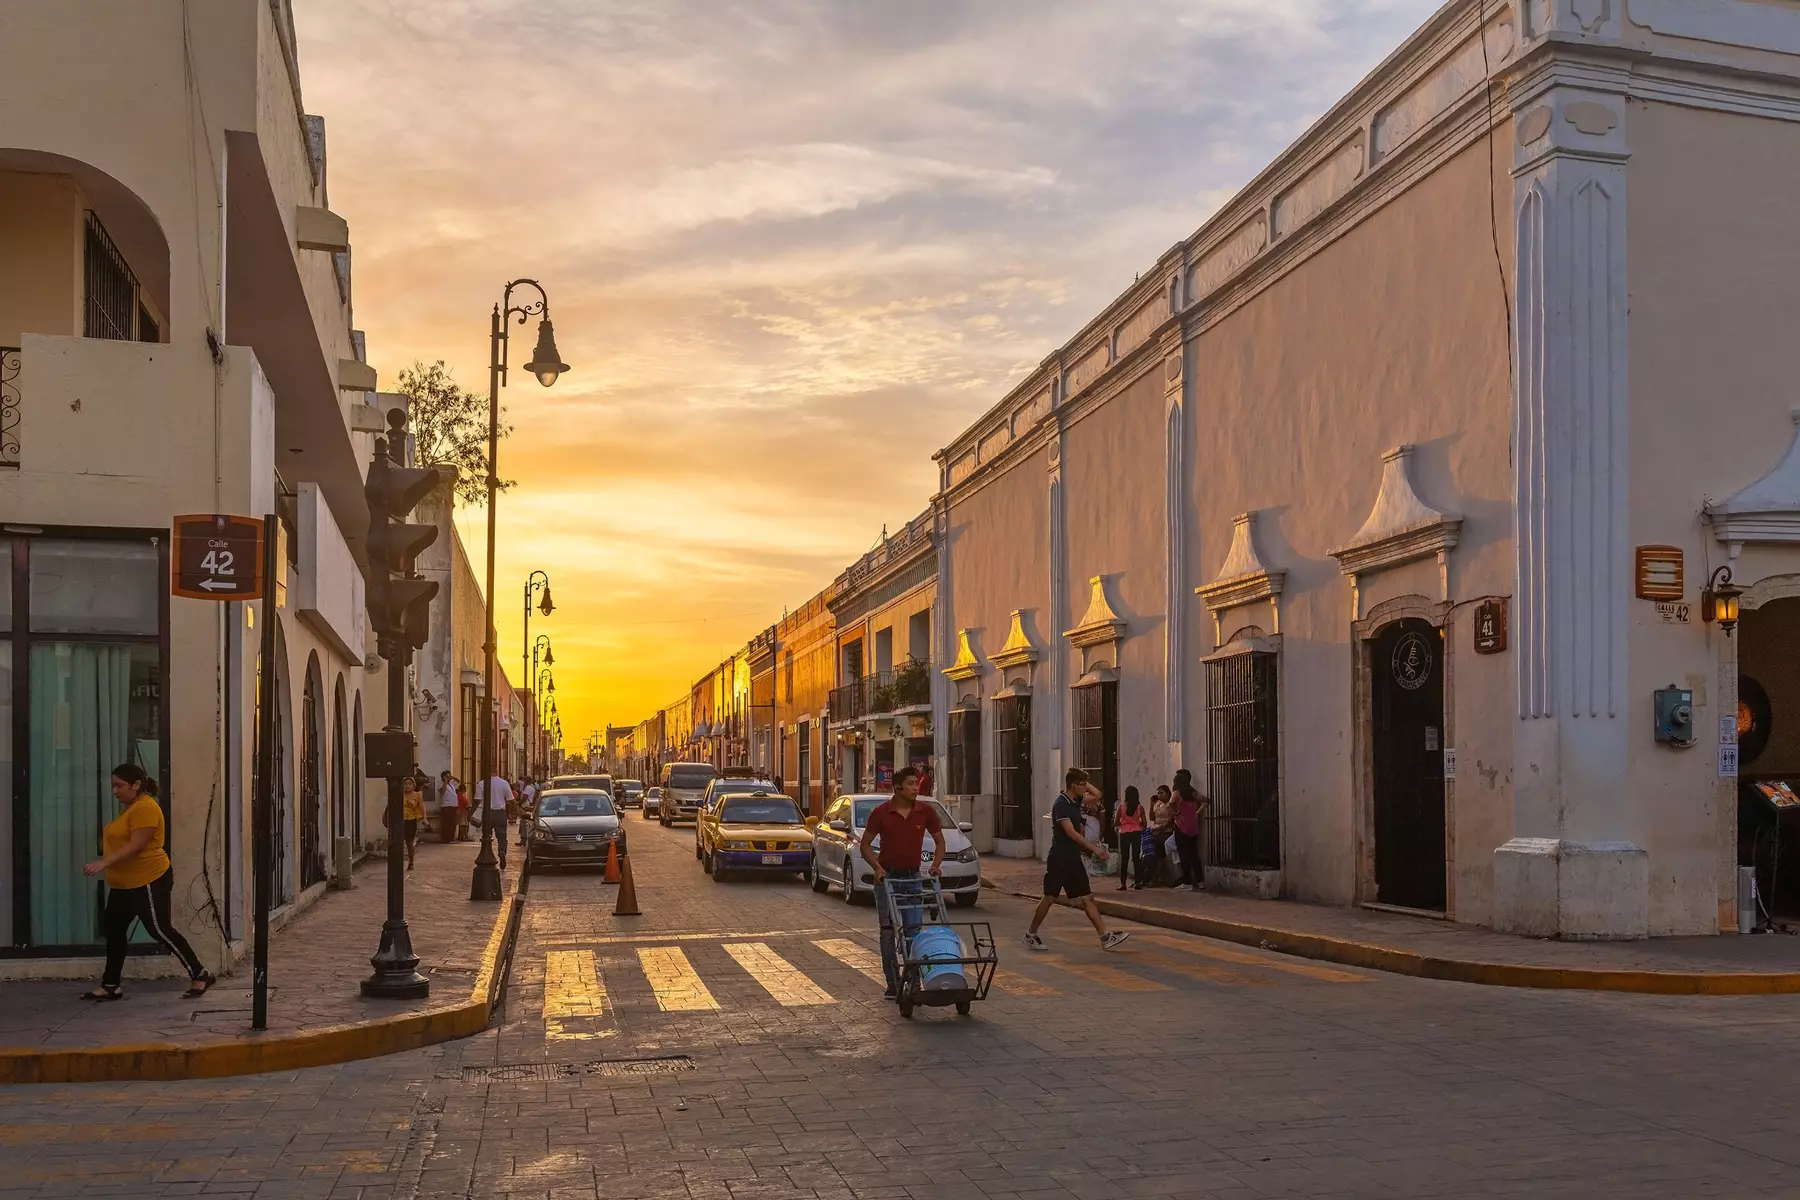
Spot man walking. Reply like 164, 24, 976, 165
858, 766, 941, 1001
477, 772, 514, 869
1023, 768, 1131, 952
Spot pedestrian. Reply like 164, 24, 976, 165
455, 777, 472, 841
478, 771, 514, 869
1115, 785, 1147, 891
1145, 784, 1173, 886
517, 777, 536, 847
397, 774, 425, 870
80, 764, 214, 1001
1023, 768, 1131, 952
1172, 768, 1209, 892
438, 770, 459, 843
858, 765, 941, 1001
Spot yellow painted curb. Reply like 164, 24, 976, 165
1006, 889, 1800, 996
0, 894, 525, 1085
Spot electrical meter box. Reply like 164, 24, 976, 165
1654, 686, 1694, 745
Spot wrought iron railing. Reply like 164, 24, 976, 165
1202, 649, 1282, 871
829, 661, 931, 722
0, 347, 17, 466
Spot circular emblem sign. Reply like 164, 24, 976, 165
1391, 631, 1434, 691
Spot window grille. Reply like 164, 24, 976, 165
1202, 650, 1281, 870
993, 695, 1033, 839
947, 708, 981, 794
84, 213, 139, 341
1072, 681, 1118, 835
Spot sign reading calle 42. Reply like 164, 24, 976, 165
171, 514, 265, 601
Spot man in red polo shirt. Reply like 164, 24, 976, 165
859, 766, 941, 1000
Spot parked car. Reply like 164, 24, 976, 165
809, 794, 980, 906
528, 788, 626, 871
616, 779, 645, 808
642, 786, 663, 819
696, 790, 813, 882
693, 777, 779, 862
658, 762, 719, 826
549, 774, 614, 795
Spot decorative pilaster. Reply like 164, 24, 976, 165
1495, 64, 1646, 939
1046, 422, 1066, 752
1163, 346, 1186, 767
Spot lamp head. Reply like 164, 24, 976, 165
524, 318, 569, 388
544, 644, 555, 665
539, 583, 555, 616
1703, 566, 1745, 636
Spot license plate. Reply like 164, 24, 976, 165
761, 854, 782, 865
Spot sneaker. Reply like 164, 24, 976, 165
1021, 932, 1047, 952
882, 984, 897, 1000
1100, 930, 1132, 951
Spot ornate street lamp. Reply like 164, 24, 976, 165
474, 282, 569, 902
1703, 566, 1745, 636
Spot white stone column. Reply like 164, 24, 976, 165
1042, 414, 1066, 859
1493, 65, 1647, 939
1163, 344, 1186, 775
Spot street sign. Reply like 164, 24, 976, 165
171, 514, 265, 601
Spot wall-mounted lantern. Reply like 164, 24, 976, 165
1702, 566, 1744, 636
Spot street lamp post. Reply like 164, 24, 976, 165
536, 668, 555, 777
532, 634, 554, 776
522, 572, 553, 778
473, 280, 569, 903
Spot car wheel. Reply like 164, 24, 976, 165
694, 837, 702, 862
842, 858, 857, 904
953, 892, 978, 909
711, 854, 728, 883
809, 857, 828, 893
955, 998, 971, 1016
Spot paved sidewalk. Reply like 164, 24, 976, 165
982, 854, 1800, 992
0, 830, 521, 1081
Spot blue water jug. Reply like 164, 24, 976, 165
912, 925, 967, 991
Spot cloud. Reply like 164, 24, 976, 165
297, 0, 1443, 739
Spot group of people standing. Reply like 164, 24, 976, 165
398, 771, 540, 870
1111, 768, 1210, 893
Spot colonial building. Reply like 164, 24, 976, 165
772, 590, 836, 815
0, 1, 382, 970
933, 0, 1800, 938
829, 513, 938, 798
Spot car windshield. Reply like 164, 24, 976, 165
667, 768, 715, 789
537, 792, 615, 818
712, 780, 773, 799
620, 782, 643, 794
851, 797, 955, 829
721, 797, 803, 824
554, 776, 611, 792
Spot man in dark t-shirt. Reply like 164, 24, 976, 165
1023, 768, 1130, 952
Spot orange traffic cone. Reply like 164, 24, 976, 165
604, 840, 621, 883
613, 854, 640, 916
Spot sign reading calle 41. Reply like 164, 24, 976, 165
171, 514, 265, 601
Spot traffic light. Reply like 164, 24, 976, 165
364, 410, 456, 651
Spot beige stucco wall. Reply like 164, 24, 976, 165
0, 172, 79, 343
1623, 99, 1800, 933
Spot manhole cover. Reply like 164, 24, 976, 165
460, 1055, 693, 1082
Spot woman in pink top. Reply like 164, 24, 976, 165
1171, 768, 1209, 892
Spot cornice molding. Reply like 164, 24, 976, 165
943, 628, 984, 682
1329, 445, 1463, 587
1065, 575, 1127, 651
1197, 512, 1285, 648
1707, 409, 1800, 555
990, 610, 1042, 670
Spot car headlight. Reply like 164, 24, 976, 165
726, 839, 751, 850
532, 828, 553, 841
954, 847, 978, 863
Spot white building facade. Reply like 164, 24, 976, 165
935, 0, 1800, 938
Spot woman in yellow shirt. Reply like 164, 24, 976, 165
81, 764, 213, 1001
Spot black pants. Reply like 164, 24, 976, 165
1174, 831, 1204, 888
1116, 833, 1142, 886
103, 869, 206, 987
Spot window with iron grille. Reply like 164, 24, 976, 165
1203, 651, 1281, 870
993, 695, 1032, 839
460, 683, 479, 784
1072, 681, 1118, 834
84, 213, 139, 341
137, 303, 159, 344
946, 707, 981, 794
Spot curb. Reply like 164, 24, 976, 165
0, 892, 527, 1085
994, 885, 1800, 996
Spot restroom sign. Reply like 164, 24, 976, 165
172, 514, 265, 601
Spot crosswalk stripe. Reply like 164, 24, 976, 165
1037, 952, 1170, 992
543, 950, 615, 1040
636, 946, 720, 1011
726, 942, 834, 1007
812, 938, 885, 985
1131, 948, 1272, 988
1141, 933, 1369, 983
993, 970, 1060, 997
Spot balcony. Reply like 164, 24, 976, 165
829, 660, 931, 723
1, 347, 17, 466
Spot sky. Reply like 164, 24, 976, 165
294, 0, 1443, 749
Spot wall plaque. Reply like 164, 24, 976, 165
1473, 598, 1507, 654
1635, 545, 1684, 601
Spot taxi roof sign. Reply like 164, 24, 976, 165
172, 514, 265, 601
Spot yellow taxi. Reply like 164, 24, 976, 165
695, 784, 813, 883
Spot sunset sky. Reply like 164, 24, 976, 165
294, 0, 1441, 749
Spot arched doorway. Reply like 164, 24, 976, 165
332, 674, 348, 848
353, 692, 365, 848
300, 655, 325, 889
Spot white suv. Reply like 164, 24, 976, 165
809, 794, 980, 907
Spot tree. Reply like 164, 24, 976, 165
395, 360, 512, 506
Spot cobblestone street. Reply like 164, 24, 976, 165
6, 822, 1800, 1198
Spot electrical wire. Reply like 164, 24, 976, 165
1477, 0, 1516, 437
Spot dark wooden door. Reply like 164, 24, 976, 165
1370, 619, 1446, 911
994, 695, 1033, 840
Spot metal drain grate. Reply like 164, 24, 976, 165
460, 1055, 694, 1082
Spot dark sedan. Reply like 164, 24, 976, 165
529, 789, 626, 869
